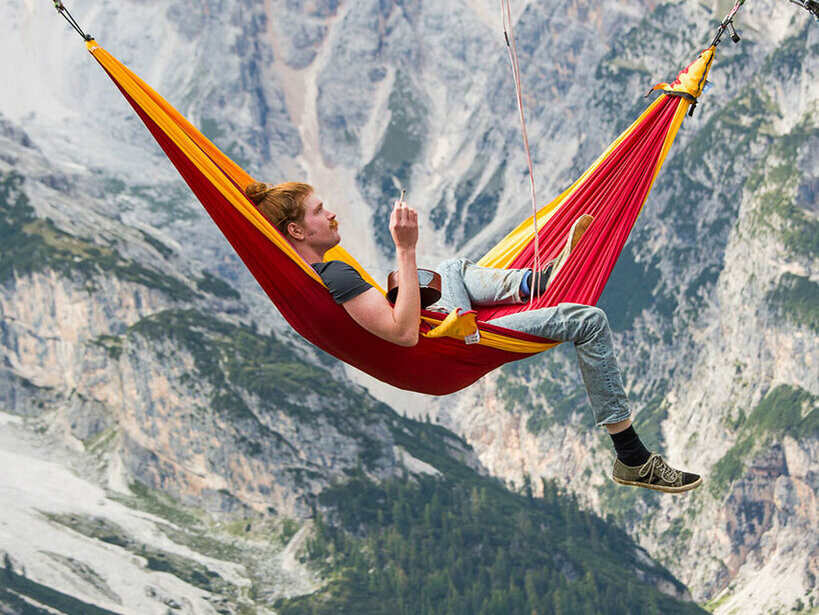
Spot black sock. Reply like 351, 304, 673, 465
520, 263, 555, 299
532, 262, 553, 295
609, 426, 651, 466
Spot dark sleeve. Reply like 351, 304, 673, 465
312, 261, 373, 304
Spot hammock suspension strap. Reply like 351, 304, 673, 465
53, 1, 94, 41
789, 0, 819, 20
710, 0, 746, 47
662, 91, 700, 117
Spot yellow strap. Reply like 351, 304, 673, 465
424, 309, 478, 339
421, 310, 558, 353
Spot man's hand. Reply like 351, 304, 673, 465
339, 197, 421, 346
390, 199, 418, 251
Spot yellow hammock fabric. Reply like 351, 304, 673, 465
85, 38, 715, 394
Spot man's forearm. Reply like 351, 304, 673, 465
393, 247, 421, 344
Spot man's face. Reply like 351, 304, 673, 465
295, 191, 340, 251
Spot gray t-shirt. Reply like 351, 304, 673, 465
312, 261, 373, 304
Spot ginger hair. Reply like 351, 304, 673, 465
245, 181, 314, 238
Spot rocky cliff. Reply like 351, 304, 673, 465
0, 0, 815, 613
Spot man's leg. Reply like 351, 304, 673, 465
488, 303, 630, 425
487, 303, 701, 493
435, 214, 595, 312
435, 258, 529, 312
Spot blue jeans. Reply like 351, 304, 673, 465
435, 258, 631, 426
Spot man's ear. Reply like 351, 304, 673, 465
287, 221, 304, 241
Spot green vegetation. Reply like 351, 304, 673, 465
498, 347, 669, 452
745, 385, 818, 439
703, 588, 733, 613
595, 476, 661, 528
93, 334, 124, 360
711, 385, 818, 495
156, 521, 243, 563
496, 347, 671, 523
661, 517, 692, 544
761, 21, 817, 83
277, 467, 702, 615
525, 377, 586, 434
22, 293, 706, 615
683, 264, 722, 312
446, 158, 507, 249
633, 382, 671, 452
591, 1, 705, 130
110, 482, 311, 606
130, 309, 338, 403
126, 182, 200, 224
728, 29, 818, 262
200, 117, 226, 142
1, 553, 121, 615
137, 228, 174, 259
0, 171, 195, 300
746, 114, 819, 261
267, 406, 699, 614
494, 347, 590, 436
765, 171, 817, 255
766, 273, 819, 332
126, 309, 388, 469
83, 425, 118, 455
389, 415, 478, 484
118, 480, 203, 528
43, 512, 231, 594
357, 72, 428, 254
597, 247, 662, 332
197, 270, 241, 299
597, 26, 816, 339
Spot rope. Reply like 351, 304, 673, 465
500, 0, 540, 308
53, 1, 94, 41
710, 0, 746, 47
789, 0, 819, 20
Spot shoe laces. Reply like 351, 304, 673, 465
639, 454, 680, 485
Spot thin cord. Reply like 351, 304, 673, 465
53, 1, 93, 41
500, 0, 540, 308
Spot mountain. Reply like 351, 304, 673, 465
450, 4, 818, 613
0, 0, 816, 613
0, 158, 703, 613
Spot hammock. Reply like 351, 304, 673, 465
84, 40, 715, 395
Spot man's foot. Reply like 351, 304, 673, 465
612, 452, 702, 494
520, 262, 555, 299
546, 214, 594, 287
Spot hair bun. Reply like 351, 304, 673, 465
245, 182, 271, 205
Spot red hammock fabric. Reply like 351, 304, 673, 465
88, 42, 712, 395
479, 96, 682, 321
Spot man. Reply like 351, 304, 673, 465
245, 181, 701, 493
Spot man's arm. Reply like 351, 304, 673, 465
342, 200, 420, 347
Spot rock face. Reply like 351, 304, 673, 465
447, 4, 819, 612
0, 0, 816, 613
